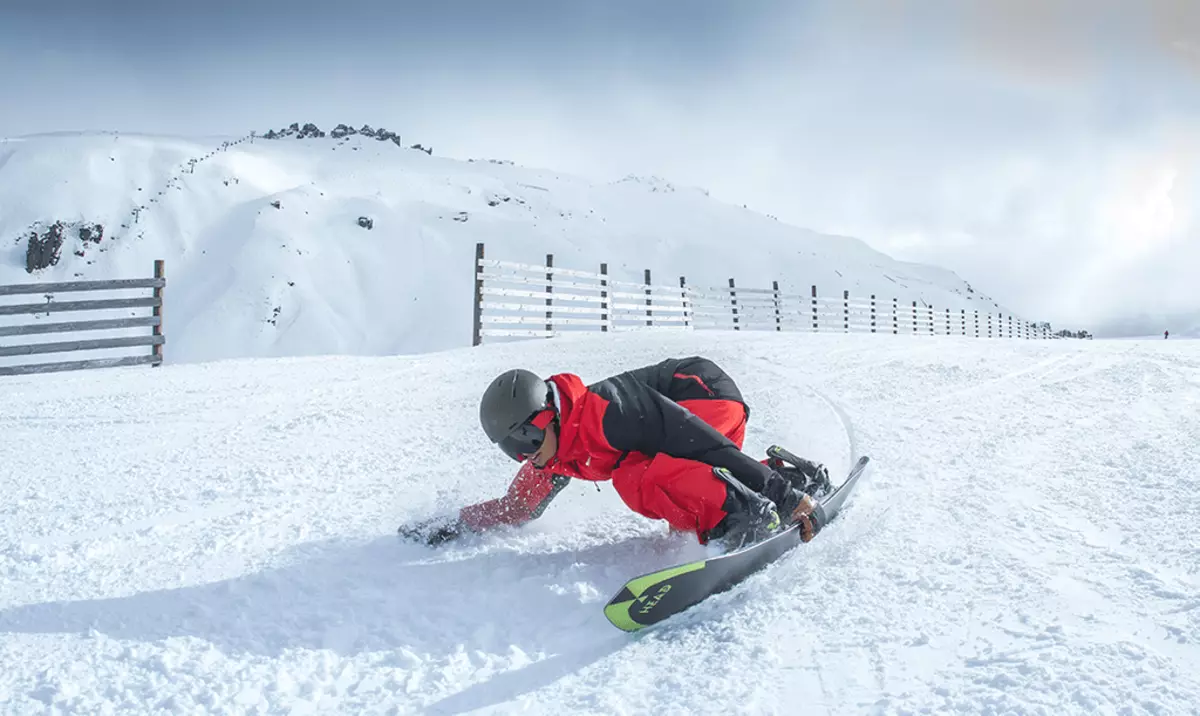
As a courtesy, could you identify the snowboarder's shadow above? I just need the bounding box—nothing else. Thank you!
[0,530,695,664]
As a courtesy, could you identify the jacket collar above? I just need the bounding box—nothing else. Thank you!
[547,373,587,466]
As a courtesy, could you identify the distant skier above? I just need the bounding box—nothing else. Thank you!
[399,356,831,550]
[1165,330,1170,339]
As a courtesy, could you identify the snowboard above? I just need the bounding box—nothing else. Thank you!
[603,455,871,632]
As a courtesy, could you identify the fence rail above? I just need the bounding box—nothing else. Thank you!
[471,244,1050,345]
[0,261,166,376]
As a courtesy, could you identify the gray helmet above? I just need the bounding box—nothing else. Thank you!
[480,369,552,460]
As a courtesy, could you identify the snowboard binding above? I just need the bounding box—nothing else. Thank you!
[766,445,832,499]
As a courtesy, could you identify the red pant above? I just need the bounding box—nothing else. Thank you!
[610,398,746,536]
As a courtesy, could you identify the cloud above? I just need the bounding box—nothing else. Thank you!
[826,0,1200,83]
[645,0,1200,330]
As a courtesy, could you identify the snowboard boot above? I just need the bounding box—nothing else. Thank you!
[702,467,784,551]
[765,445,832,499]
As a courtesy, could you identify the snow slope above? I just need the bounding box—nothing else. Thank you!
[2,331,1197,714]
[0,130,1008,364]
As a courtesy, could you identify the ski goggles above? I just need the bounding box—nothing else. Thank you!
[498,409,555,462]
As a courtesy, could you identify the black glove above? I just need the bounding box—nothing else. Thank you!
[398,517,464,546]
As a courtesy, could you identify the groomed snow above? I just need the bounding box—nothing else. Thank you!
[2,330,1197,714]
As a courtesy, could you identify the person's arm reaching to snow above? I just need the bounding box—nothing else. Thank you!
[398,462,570,545]
[459,462,571,530]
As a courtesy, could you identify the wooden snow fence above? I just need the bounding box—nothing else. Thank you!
[471,244,1050,346]
[0,261,166,376]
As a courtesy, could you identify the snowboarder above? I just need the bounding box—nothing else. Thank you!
[399,356,832,550]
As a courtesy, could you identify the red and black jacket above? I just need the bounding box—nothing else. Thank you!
[460,357,775,529]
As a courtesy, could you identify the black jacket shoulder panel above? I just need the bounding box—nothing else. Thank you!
[590,365,771,492]
[624,356,745,404]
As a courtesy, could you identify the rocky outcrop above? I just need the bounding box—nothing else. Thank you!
[23,221,106,273]
[25,222,65,272]
[264,122,325,140]
[261,122,423,151]
[78,223,104,245]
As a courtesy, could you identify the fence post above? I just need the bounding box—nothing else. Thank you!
[472,243,484,346]
[893,297,898,334]
[600,262,609,333]
[945,307,950,335]
[1008,315,1013,339]
[961,308,966,336]
[545,253,554,335]
[645,269,653,327]
[988,313,993,338]
[773,281,781,332]
[912,301,918,334]
[729,278,739,331]
[843,290,849,332]
[929,304,935,334]
[152,260,165,365]
[974,310,979,337]
[680,276,690,329]
[811,285,818,332]
[870,294,876,333]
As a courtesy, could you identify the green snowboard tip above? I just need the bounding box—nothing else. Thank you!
[603,561,707,632]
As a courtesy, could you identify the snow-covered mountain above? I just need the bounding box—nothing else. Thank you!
[2,331,1197,713]
[0,127,1012,364]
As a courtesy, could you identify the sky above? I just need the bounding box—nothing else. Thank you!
[1,0,1197,333]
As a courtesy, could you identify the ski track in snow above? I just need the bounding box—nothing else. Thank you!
[1,332,1198,715]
